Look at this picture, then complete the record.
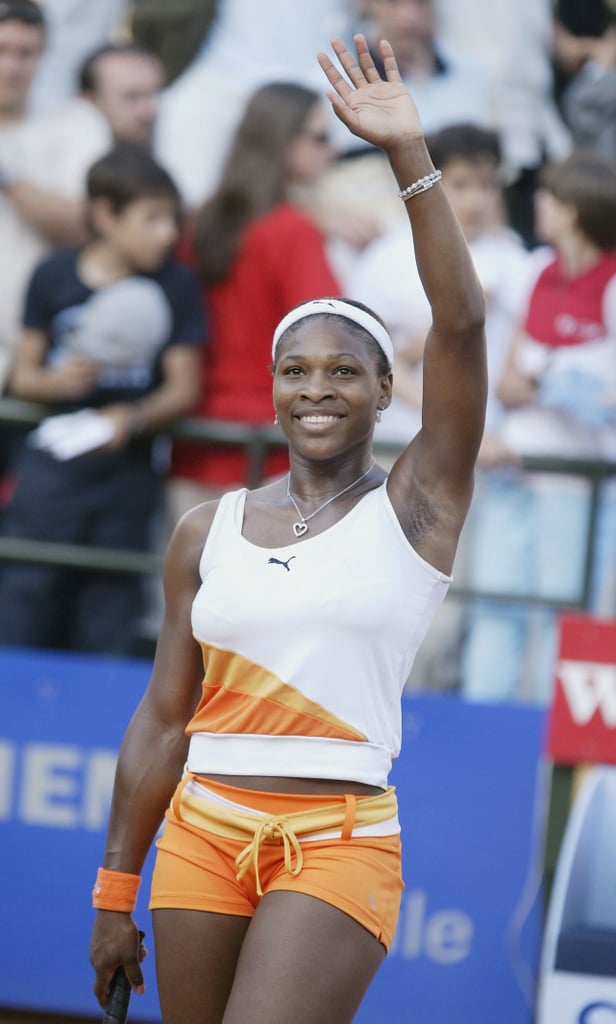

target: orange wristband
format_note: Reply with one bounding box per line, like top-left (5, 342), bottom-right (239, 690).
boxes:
top-left (92, 867), bottom-right (141, 912)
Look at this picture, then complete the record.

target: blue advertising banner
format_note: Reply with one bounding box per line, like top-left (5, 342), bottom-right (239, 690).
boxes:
top-left (0, 647), bottom-right (546, 1022)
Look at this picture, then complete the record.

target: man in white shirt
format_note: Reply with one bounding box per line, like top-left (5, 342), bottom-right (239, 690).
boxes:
top-left (0, 0), bottom-right (108, 395)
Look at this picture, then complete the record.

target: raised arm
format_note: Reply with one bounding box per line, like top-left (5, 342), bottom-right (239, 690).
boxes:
top-left (319, 36), bottom-right (486, 569)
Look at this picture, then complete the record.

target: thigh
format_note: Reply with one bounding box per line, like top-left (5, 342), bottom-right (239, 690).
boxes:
top-left (153, 908), bottom-right (250, 1024)
top-left (222, 890), bottom-right (386, 1024)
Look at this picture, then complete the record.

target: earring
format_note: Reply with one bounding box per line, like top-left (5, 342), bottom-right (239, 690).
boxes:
top-left (376, 407), bottom-right (382, 423)
top-left (273, 413), bottom-right (279, 425)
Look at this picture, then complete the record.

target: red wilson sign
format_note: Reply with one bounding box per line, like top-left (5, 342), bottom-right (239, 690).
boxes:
top-left (547, 614), bottom-right (616, 765)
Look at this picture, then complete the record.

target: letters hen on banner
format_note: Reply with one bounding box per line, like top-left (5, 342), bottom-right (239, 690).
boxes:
top-left (0, 647), bottom-right (545, 1023)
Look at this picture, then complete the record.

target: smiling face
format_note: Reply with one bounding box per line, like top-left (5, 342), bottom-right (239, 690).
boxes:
top-left (273, 317), bottom-right (392, 462)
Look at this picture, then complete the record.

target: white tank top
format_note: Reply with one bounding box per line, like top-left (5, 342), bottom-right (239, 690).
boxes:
top-left (187, 482), bottom-right (451, 788)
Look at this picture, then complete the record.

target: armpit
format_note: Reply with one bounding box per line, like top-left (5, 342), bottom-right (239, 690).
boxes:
top-left (403, 488), bottom-right (439, 548)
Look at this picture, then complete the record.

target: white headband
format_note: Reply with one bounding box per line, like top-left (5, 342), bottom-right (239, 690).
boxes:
top-left (272, 298), bottom-right (394, 366)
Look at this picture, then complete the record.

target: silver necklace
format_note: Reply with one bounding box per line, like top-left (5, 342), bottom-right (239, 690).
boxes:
top-left (287, 459), bottom-right (376, 537)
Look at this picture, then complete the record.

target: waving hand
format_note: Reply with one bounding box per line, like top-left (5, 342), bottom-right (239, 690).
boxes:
top-left (318, 35), bottom-right (423, 151)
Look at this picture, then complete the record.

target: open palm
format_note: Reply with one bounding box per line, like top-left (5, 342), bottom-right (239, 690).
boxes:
top-left (318, 35), bottom-right (424, 151)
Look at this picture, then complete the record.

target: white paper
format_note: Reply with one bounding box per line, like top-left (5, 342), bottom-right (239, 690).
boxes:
top-left (30, 409), bottom-right (115, 460)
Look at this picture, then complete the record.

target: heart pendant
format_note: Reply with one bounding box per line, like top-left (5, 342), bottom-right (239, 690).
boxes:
top-left (293, 521), bottom-right (308, 537)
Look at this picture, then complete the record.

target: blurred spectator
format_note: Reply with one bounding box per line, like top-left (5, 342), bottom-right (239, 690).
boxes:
top-left (153, 0), bottom-right (355, 209)
top-left (309, 0), bottom-right (491, 283)
top-left (552, 0), bottom-right (615, 101)
top-left (436, 0), bottom-right (571, 248)
top-left (361, 0), bottom-right (490, 137)
top-left (27, 0), bottom-right (130, 111)
top-left (78, 41), bottom-right (165, 148)
top-left (0, 0), bottom-right (106, 398)
top-left (1, 31), bottom-right (169, 484)
top-left (0, 144), bottom-right (204, 655)
top-left (556, 2), bottom-right (616, 160)
top-left (130, 0), bottom-right (218, 86)
top-left (168, 82), bottom-right (341, 525)
top-left (460, 151), bottom-right (616, 704)
top-left (0, 0), bottom-right (115, 491)
top-left (349, 123), bottom-right (531, 691)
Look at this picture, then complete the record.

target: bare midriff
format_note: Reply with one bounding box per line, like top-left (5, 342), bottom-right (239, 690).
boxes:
top-left (201, 773), bottom-right (385, 797)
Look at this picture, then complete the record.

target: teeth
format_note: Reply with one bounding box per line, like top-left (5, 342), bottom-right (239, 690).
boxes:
top-left (300, 415), bottom-right (338, 423)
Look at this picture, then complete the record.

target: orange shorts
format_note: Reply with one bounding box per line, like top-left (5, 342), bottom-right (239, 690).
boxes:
top-left (150, 776), bottom-right (404, 951)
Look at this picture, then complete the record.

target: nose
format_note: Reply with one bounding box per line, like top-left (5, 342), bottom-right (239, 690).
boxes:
top-left (299, 369), bottom-right (336, 401)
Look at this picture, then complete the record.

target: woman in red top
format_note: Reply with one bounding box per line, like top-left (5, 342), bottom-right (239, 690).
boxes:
top-left (169, 82), bottom-right (341, 521)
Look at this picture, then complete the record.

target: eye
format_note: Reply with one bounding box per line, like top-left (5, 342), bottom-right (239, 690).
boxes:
top-left (284, 365), bottom-right (304, 376)
top-left (334, 366), bottom-right (357, 376)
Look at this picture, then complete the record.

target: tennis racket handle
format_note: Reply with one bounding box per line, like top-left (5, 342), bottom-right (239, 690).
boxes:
top-left (102, 968), bottom-right (130, 1024)
top-left (102, 931), bottom-right (145, 1024)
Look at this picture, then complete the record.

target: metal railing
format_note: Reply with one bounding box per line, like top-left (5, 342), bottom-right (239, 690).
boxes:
top-left (1, 397), bottom-right (616, 616)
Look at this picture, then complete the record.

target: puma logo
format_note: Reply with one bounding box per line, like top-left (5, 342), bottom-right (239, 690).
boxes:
top-left (268, 556), bottom-right (296, 572)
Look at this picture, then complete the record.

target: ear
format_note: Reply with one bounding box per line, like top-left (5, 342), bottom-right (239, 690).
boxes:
top-left (378, 370), bottom-right (393, 411)
top-left (88, 196), bottom-right (118, 236)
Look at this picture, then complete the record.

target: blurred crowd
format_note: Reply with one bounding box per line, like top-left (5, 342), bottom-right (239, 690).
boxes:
top-left (0, 0), bottom-right (615, 705)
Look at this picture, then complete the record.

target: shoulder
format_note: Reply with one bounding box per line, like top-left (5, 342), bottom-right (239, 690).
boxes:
top-left (36, 246), bottom-right (78, 273)
top-left (164, 499), bottom-right (221, 586)
top-left (17, 99), bottom-right (110, 186)
top-left (39, 97), bottom-right (109, 136)
top-left (29, 248), bottom-right (79, 287)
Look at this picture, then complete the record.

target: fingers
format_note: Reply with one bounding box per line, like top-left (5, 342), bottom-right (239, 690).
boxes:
top-left (124, 956), bottom-right (145, 995)
top-left (318, 34), bottom-right (401, 93)
top-left (93, 967), bottom-right (116, 1009)
top-left (317, 48), bottom-right (354, 104)
top-left (91, 923), bottom-right (147, 1008)
top-left (329, 35), bottom-right (365, 89)
top-left (378, 38), bottom-right (404, 83)
top-left (331, 34), bottom-right (378, 88)
top-left (353, 33), bottom-right (384, 83)
top-left (318, 34), bottom-right (382, 98)
top-left (93, 958), bottom-right (145, 1009)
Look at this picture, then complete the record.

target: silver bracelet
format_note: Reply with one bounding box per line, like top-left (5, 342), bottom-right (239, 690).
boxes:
top-left (398, 169), bottom-right (442, 202)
